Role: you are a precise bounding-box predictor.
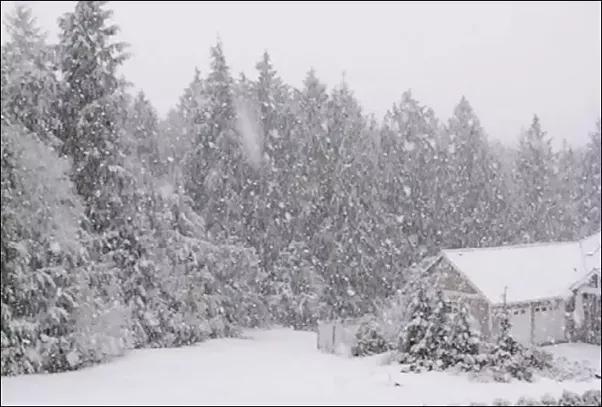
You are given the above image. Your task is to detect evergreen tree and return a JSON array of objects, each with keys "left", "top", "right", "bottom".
[
  {"left": 448, "top": 303, "right": 481, "bottom": 369},
  {"left": 1, "top": 120, "right": 130, "bottom": 374},
  {"left": 58, "top": 0, "right": 130, "bottom": 232},
  {"left": 555, "top": 140, "right": 581, "bottom": 240},
  {"left": 425, "top": 290, "right": 453, "bottom": 367},
  {"left": 443, "top": 97, "right": 508, "bottom": 248},
  {"left": 399, "top": 284, "right": 432, "bottom": 358},
  {"left": 579, "top": 120, "right": 602, "bottom": 235},
  {"left": 57, "top": 2, "right": 145, "bottom": 353},
  {"left": 127, "top": 91, "right": 163, "bottom": 178},
  {"left": 270, "top": 241, "right": 324, "bottom": 329},
  {"left": 184, "top": 40, "right": 241, "bottom": 239},
  {"left": 1, "top": 4, "right": 59, "bottom": 141},
  {"left": 252, "top": 51, "right": 292, "bottom": 273},
  {"left": 381, "top": 91, "right": 443, "bottom": 256},
  {"left": 513, "top": 115, "right": 559, "bottom": 242}
]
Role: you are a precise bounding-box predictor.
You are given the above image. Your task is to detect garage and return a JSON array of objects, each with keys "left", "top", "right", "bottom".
[
  {"left": 533, "top": 301, "right": 566, "bottom": 345},
  {"left": 508, "top": 306, "right": 531, "bottom": 345}
]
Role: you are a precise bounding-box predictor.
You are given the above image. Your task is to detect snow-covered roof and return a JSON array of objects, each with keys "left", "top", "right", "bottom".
[
  {"left": 440, "top": 232, "right": 601, "bottom": 306},
  {"left": 579, "top": 231, "right": 601, "bottom": 272}
]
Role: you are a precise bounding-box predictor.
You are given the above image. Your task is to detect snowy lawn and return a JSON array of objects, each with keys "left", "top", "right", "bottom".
[
  {"left": 1, "top": 329, "right": 600, "bottom": 406},
  {"left": 542, "top": 342, "right": 602, "bottom": 371}
]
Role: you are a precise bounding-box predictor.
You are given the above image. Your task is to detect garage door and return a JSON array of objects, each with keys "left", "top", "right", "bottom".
[
  {"left": 533, "top": 302, "right": 565, "bottom": 345},
  {"left": 509, "top": 307, "right": 531, "bottom": 345}
]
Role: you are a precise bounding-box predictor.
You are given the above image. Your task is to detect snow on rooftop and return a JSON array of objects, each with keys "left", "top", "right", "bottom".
[
  {"left": 579, "top": 230, "right": 601, "bottom": 272},
  {"left": 441, "top": 233, "right": 600, "bottom": 305}
]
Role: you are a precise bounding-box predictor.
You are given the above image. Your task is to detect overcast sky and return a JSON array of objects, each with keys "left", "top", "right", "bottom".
[{"left": 1, "top": 1, "right": 600, "bottom": 147}]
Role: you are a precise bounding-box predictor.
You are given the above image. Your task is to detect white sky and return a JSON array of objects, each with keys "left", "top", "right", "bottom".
[{"left": 1, "top": 1, "right": 600, "bottom": 147}]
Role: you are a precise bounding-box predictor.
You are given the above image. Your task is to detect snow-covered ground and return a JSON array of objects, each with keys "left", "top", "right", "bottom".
[
  {"left": 1, "top": 329, "right": 600, "bottom": 406},
  {"left": 543, "top": 342, "right": 601, "bottom": 370}
]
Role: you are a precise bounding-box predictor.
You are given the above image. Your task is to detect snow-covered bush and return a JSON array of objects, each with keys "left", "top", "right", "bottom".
[
  {"left": 397, "top": 286, "right": 482, "bottom": 372},
  {"left": 581, "top": 390, "right": 602, "bottom": 406},
  {"left": 515, "top": 396, "right": 541, "bottom": 406},
  {"left": 351, "top": 316, "right": 390, "bottom": 356},
  {"left": 540, "top": 394, "right": 558, "bottom": 406},
  {"left": 558, "top": 390, "right": 583, "bottom": 406},
  {"left": 486, "top": 310, "right": 553, "bottom": 382}
]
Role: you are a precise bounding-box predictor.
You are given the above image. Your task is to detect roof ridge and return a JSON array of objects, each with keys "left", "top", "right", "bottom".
[{"left": 442, "top": 239, "right": 578, "bottom": 253}]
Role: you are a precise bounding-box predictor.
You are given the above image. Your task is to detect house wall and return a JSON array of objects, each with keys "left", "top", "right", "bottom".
[
  {"left": 576, "top": 272, "right": 601, "bottom": 344},
  {"left": 430, "top": 259, "right": 478, "bottom": 294}
]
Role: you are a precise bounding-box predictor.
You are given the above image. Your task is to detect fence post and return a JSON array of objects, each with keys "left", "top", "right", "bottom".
[{"left": 332, "top": 321, "right": 336, "bottom": 352}]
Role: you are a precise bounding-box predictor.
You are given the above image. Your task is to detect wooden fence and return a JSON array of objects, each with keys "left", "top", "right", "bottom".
[{"left": 317, "top": 319, "right": 361, "bottom": 356}]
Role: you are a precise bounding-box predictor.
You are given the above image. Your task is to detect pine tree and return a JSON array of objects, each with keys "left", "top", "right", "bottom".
[
  {"left": 514, "top": 115, "right": 559, "bottom": 242},
  {"left": 579, "top": 120, "right": 601, "bottom": 235},
  {"left": 381, "top": 91, "right": 443, "bottom": 256},
  {"left": 488, "top": 308, "right": 534, "bottom": 381},
  {"left": 1, "top": 120, "right": 129, "bottom": 374},
  {"left": 292, "top": 69, "right": 330, "bottom": 242},
  {"left": 57, "top": 2, "right": 141, "bottom": 353},
  {"left": 448, "top": 303, "right": 481, "bottom": 369},
  {"left": 1, "top": 4, "right": 59, "bottom": 141},
  {"left": 555, "top": 140, "right": 581, "bottom": 240},
  {"left": 425, "top": 290, "right": 453, "bottom": 367},
  {"left": 252, "top": 51, "right": 291, "bottom": 273},
  {"left": 127, "top": 91, "right": 163, "bottom": 178},
  {"left": 443, "top": 97, "right": 508, "bottom": 248},
  {"left": 399, "top": 284, "right": 432, "bottom": 359},
  {"left": 270, "top": 241, "right": 324, "bottom": 329},
  {"left": 184, "top": 40, "right": 242, "bottom": 239},
  {"left": 58, "top": 0, "right": 130, "bottom": 232}
]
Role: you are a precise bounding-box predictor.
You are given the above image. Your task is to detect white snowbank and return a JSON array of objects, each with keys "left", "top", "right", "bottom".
[{"left": 1, "top": 329, "right": 599, "bottom": 406}]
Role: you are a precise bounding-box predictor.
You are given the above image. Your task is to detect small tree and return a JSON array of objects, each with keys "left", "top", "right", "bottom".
[
  {"left": 448, "top": 303, "right": 481, "bottom": 369},
  {"left": 489, "top": 308, "right": 533, "bottom": 381},
  {"left": 399, "top": 284, "right": 432, "bottom": 359},
  {"left": 425, "top": 290, "right": 453, "bottom": 367}
]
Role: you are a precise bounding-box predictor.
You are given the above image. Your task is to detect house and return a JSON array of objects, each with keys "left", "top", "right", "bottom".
[{"left": 425, "top": 231, "right": 601, "bottom": 346}]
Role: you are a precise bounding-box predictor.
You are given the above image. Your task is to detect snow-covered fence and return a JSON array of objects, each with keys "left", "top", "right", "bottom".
[{"left": 317, "top": 319, "right": 361, "bottom": 357}]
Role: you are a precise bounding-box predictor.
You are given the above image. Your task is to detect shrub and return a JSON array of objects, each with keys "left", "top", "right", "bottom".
[
  {"left": 581, "top": 390, "right": 602, "bottom": 406},
  {"left": 515, "top": 396, "right": 541, "bottom": 406},
  {"left": 352, "top": 317, "right": 390, "bottom": 356},
  {"left": 558, "top": 391, "right": 583, "bottom": 406},
  {"left": 540, "top": 394, "right": 558, "bottom": 406},
  {"left": 486, "top": 310, "right": 553, "bottom": 382}
]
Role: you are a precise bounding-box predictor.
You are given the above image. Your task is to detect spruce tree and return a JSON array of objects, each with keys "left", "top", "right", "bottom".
[
  {"left": 448, "top": 303, "right": 481, "bottom": 369},
  {"left": 1, "top": 4, "right": 59, "bottom": 140},
  {"left": 514, "top": 115, "right": 559, "bottom": 242},
  {"left": 579, "top": 120, "right": 601, "bottom": 235},
  {"left": 443, "top": 97, "right": 507, "bottom": 248}
]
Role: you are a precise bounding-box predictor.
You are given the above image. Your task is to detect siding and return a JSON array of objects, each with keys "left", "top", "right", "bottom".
[{"left": 430, "top": 258, "right": 478, "bottom": 294}]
